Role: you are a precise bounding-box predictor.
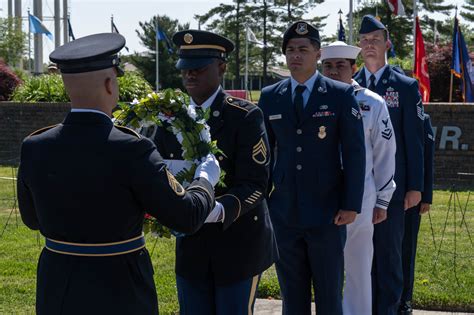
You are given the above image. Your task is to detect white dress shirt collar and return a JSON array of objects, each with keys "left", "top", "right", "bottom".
[
  {"left": 364, "top": 64, "right": 388, "bottom": 86},
  {"left": 190, "top": 86, "right": 222, "bottom": 110},
  {"left": 70, "top": 108, "right": 111, "bottom": 120},
  {"left": 290, "top": 70, "right": 319, "bottom": 94}
]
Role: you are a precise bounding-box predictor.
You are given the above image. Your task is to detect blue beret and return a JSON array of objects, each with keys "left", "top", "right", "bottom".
[
  {"left": 49, "top": 33, "right": 125, "bottom": 75},
  {"left": 359, "top": 15, "right": 387, "bottom": 35},
  {"left": 172, "top": 30, "right": 234, "bottom": 70},
  {"left": 282, "top": 21, "right": 320, "bottom": 54}
]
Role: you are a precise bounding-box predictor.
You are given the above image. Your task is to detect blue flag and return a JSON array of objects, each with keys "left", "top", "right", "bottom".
[
  {"left": 451, "top": 16, "right": 474, "bottom": 102},
  {"left": 29, "top": 14, "right": 53, "bottom": 41},
  {"left": 156, "top": 25, "right": 173, "bottom": 53},
  {"left": 388, "top": 35, "right": 396, "bottom": 59},
  {"left": 338, "top": 16, "right": 346, "bottom": 42}
]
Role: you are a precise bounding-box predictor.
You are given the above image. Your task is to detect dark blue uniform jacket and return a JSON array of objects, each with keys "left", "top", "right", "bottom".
[
  {"left": 17, "top": 112, "right": 215, "bottom": 315},
  {"left": 259, "top": 73, "right": 366, "bottom": 228}
]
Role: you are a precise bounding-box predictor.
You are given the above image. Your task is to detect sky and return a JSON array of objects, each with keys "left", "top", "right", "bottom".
[{"left": 0, "top": 0, "right": 466, "bottom": 64}]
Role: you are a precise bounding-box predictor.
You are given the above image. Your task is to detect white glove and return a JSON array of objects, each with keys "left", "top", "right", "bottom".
[
  {"left": 194, "top": 153, "right": 220, "bottom": 187},
  {"left": 205, "top": 201, "right": 225, "bottom": 223}
]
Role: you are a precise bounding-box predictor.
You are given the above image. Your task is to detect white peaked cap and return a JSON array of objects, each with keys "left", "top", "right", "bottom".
[{"left": 320, "top": 41, "right": 361, "bottom": 62}]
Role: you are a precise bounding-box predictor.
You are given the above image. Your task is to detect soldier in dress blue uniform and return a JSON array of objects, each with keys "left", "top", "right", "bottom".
[
  {"left": 151, "top": 30, "right": 278, "bottom": 315},
  {"left": 17, "top": 33, "right": 219, "bottom": 315},
  {"left": 354, "top": 15, "right": 425, "bottom": 315},
  {"left": 399, "top": 114, "right": 435, "bottom": 315},
  {"left": 258, "top": 21, "right": 366, "bottom": 315}
]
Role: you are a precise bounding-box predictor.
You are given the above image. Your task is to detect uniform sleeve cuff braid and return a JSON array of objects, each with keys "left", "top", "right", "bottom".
[{"left": 217, "top": 194, "right": 241, "bottom": 230}]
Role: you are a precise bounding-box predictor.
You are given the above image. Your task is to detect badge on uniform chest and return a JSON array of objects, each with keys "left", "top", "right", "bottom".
[
  {"left": 318, "top": 126, "right": 326, "bottom": 139},
  {"left": 383, "top": 87, "right": 399, "bottom": 108},
  {"left": 313, "top": 111, "right": 335, "bottom": 118}
]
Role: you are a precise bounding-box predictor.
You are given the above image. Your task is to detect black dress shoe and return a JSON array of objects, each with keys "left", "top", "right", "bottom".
[{"left": 398, "top": 301, "right": 413, "bottom": 315}]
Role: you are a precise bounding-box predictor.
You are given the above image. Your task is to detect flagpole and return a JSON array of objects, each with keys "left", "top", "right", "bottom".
[
  {"left": 349, "top": 0, "right": 353, "bottom": 45},
  {"left": 449, "top": 7, "right": 457, "bottom": 103},
  {"left": 245, "top": 24, "right": 249, "bottom": 96},
  {"left": 449, "top": 72, "right": 454, "bottom": 103},
  {"left": 28, "top": 9, "right": 32, "bottom": 74},
  {"left": 63, "top": 0, "right": 68, "bottom": 44},
  {"left": 412, "top": 0, "right": 417, "bottom": 69},
  {"left": 155, "top": 19, "right": 160, "bottom": 91},
  {"left": 33, "top": 0, "right": 43, "bottom": 74}
]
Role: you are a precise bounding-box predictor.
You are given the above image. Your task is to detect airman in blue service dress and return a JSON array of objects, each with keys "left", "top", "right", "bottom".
[
  {"left": 399, "top": 114, "right": 435, "bottom": 315},
  {"left": 259, "top": 21, "right": 366, "bottom": 315},
  {"left": 17, "top": 33, "right": 216, "bottom": 315},
  {"left": 151, "top": 30, "right": 278, "bottom": 315},
  {"left": 354, "top": 15, "right": 425, "bottom": 315}
]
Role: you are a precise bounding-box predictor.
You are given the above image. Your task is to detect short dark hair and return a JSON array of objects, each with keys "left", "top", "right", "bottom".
[{"left": 310, "top": 39, "right": 320, "bottom": 50}]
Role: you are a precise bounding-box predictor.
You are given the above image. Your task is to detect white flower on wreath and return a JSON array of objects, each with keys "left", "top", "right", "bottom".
[
  {"left": 199, "top": 128, "right": 211, "bottom": 143},
  {"left": 139, "top": 120, "right": 155, "bottom": 128},
  {"left": 157, "top": 113, "right": 173, "bottom": 124},
  {"left": 176, "top": 132, "right": 184, "bottom": 144},
  {"left": 187, "top": 105, "right": 197, "bottom": 120}
]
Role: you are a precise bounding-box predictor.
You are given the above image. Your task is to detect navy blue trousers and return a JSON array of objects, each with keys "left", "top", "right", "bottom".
[
  {"left": 401, "top": 205, "right": 422, "bottom": 303},
  {"left": 176, "top": 274, "right": 260, "bottom": 315},
  {"left": 274, "top": 223, "right": 346, "bottom": 315},
  {"left": 372, "top": 200, "right": 405, "bottom": 315}
]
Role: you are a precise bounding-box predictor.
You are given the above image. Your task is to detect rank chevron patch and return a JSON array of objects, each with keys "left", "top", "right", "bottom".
[
  {"left": 252, "top": 138, "right": 268, "bottom": 165},
  {"left": 417, "top": 104, "right": 424, "bottom": 120},
  {"left": 382, "top": 128, "right": 393, "bottom": 140},
  {"left": 166, "top": 169, "right": 185, "bottom": 196}
]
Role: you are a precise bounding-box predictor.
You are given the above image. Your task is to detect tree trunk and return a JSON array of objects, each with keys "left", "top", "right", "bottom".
[{"left": 288, "top": 0, "right": 291, "bottom": 19}]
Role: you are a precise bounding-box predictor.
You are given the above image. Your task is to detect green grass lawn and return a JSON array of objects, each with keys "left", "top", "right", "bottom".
[
  {"left": 249, "top": 90, "right": 261, "bottom": 103},
  {"left": 0, "top": 165, "right": 473, "bottom": 313},
  {"left": 0, "top": 166, "right": 17, "bottom": 212}
]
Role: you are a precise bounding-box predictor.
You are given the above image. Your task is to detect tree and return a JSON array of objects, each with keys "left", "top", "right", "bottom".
[
  {"left": 257, "top": 0, "right": 327, "bottom": 84},
  {"left": 461, "top": 0, "right": 474, "bottom": 23},
  {"left": 195, "top": 1, "right": 250, "bottom": 88},
  {"left": 424, "top": 44, "right": 464, "bottom": 102},
  {"left": 197, "top": 0, "right": 327, "bottom": 87},
  {"left": 0, "top": 59, "right": 22, "bottom": 101},
  {"left": 131, "top": 15, "right": 189, "bottom": 89},
  {"left": 0, "top": 17, "right": 26, "bottom": 67},
  {"left": 273, "top": 0, "right": 326, "bottom": 27}
]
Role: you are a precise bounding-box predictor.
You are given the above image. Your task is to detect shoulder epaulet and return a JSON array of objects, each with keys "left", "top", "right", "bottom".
[
  {"left": 115, "top": 125, "right": 141, "bottom": 138},
  {"left": 225, "top": 96, "right": 255, "bottom": 112},
  {"left": 27, "top": 124, "right": 59, "bottom": 137}
]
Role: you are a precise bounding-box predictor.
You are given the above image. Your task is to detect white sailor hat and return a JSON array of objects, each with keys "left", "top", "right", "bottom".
[{"left": 320, "top": 41, "right": 361, "bottom": 62}]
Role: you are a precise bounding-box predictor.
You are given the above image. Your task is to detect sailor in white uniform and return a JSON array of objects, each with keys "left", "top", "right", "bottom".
[{"left": 321, "top": 41, "right": 397, "bottom": 315}]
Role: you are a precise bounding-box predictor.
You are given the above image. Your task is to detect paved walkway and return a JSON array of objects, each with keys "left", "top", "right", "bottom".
[{"left": 254, "top": 299, "right": 473, "bottom": 315}]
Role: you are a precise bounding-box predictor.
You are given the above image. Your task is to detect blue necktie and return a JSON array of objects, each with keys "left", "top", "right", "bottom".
[
  {"left": 368, "top": 74, "right": 376, "bottom": 91},
  {"left": 294, "top": 85, "right": 306, "bottom": 123}
]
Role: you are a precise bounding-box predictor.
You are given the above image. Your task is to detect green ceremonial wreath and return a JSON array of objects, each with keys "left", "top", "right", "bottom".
[{"left": 114, "top": 88, "right": 225, "bottom": 237}]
